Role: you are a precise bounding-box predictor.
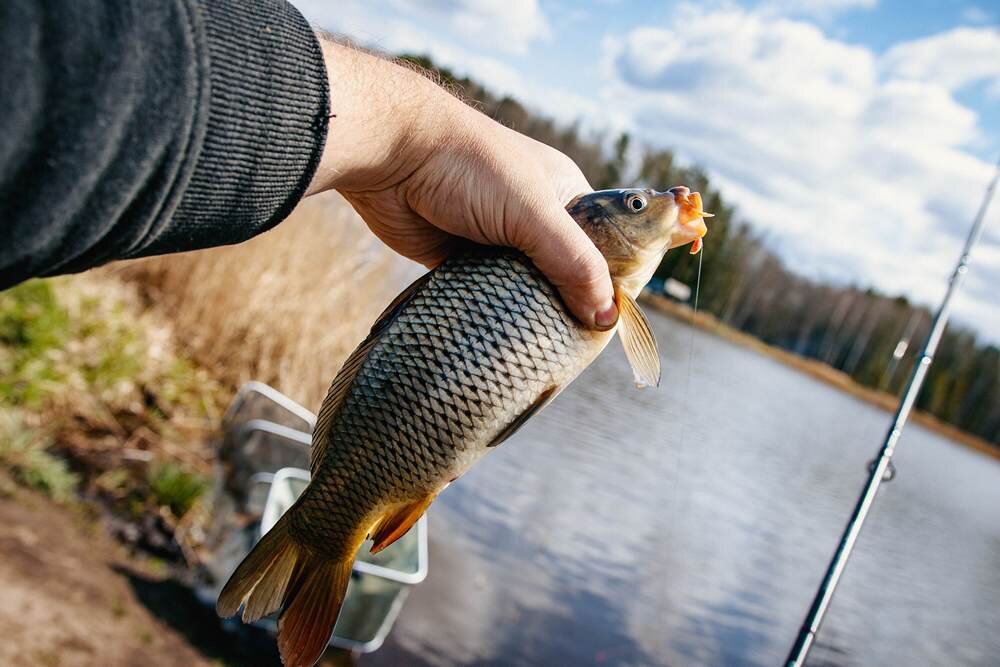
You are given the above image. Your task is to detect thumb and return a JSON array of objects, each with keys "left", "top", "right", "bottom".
[{"left": 517, "top": 202, "right": 618, "bottom": 330}]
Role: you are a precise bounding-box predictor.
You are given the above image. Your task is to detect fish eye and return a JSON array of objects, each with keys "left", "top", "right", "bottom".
[{"left": 625, "top": 193, "right": 647, "bottom": 213}]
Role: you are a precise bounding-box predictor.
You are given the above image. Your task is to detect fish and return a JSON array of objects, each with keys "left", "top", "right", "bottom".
[{"left": 216, "top": 186, "right": 710, "bottom": 667}]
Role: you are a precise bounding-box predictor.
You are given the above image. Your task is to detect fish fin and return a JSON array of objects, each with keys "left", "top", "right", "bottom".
[
  {"left": 309, "top": 339, "right": 378, "bottom": 472},
  {"left": 487, "top": 386, "right": 558, "bottom": 448},
  {"left": 311, "top": 271, "right": 434, "bottom": 471},
  {"left": 217, "top": 512, "right": 300, "bottom": 622},
  {"left": 369, "top": 494, "right": 436, "bottom": 554},
  {"left": 614, "top": 285, "right": 661, "bottom": 388},
  {"left": 217, "top": 511, "right": 358, "bottom": 667},
  {"left": 277, "top": 557, "right": 354, "bottom": 667}
]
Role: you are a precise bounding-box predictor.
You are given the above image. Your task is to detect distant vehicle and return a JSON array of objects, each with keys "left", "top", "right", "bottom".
[{"left": 191, "top": 382, "right": 428, "bottom": 654}]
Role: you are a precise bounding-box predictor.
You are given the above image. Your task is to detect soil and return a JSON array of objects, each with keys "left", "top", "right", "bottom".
[{"left": 0, "top": 486, "right": 286, "bottom": 667}]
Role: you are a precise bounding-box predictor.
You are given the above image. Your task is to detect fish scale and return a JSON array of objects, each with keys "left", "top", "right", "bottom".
[{"left": 288, "top": 248, "right": 595, "bottom": 556}]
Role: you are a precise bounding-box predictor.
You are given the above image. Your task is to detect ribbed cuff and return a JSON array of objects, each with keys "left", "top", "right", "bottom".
[{"left": 142, "top": 0, "right": 329, "bottom": 256}]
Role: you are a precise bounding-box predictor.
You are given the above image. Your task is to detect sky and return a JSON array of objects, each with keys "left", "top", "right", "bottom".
[{"left": 294, "top": 0, "right": 1000, "bottom": 342}]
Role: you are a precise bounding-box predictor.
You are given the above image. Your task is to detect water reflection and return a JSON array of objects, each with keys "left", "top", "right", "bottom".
[{"left": 371, "top": 312, "right": 1000, "bottom": 666}]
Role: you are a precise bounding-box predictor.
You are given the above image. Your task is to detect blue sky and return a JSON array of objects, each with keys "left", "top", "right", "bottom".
[{"left": 295, "top": 0, "right": 1000, "bottom": 342}]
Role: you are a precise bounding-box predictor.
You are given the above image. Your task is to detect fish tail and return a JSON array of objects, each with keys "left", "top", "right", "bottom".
[{"left": 216, "top": 512, "right": 355, "bottom": 667}]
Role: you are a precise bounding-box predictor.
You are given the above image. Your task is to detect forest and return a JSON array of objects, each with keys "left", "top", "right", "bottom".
[{"left": 401, "top": 55, "right": 999, "bottom": 447}]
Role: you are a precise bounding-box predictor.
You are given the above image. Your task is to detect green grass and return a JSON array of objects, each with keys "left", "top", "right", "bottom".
[
  {"left": 0, "top": 280, "right": 71, "bottom": 405},
  {"left": 148, "top": 462, "right": 206, "bottom": 518},
  {"left": 0, "top": 276, "right": 222, "bottom": 510},
  {"left": 0, "top": 410, "right": 79, "bottom": 503},
  {"left": 0, "top": 279, "right": 149, "bottom": 406}
]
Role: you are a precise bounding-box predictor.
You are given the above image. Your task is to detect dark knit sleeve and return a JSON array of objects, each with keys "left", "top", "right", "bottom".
[{"left": 0, "top": 0, "right": 329, "bottom": 289}]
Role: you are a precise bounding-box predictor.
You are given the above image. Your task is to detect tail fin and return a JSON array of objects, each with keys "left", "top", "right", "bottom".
[{"left": 216, "top": 515, "right": 354, "bottom": 667}]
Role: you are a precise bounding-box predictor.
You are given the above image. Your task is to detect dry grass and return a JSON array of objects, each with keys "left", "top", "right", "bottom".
[
  {"left": 104, "top": 193, "right": 414, "bottom": 410},
  {"left": 642, "top": 293, "right": 1000, "bottom": 461},
  {"left": 0, "top": 272, "right": 224, "bottom": 523}
]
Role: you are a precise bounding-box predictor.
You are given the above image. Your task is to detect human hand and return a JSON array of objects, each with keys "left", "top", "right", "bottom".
[{"left": 306, "top": 39, "right": 618, "bottom": 331}]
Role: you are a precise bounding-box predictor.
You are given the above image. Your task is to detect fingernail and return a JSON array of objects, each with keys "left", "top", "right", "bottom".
[{"left": 594, "top": 301, "right": 619, "bottom": 330}]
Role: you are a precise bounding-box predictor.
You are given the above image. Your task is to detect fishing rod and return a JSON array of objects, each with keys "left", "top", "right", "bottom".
[{"left": 786, "top": 154, "right": 1000, "bottom": 667}]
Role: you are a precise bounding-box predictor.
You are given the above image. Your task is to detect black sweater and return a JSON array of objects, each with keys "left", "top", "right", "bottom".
[{"left": 0, "top": 0, "right": 329, "bottom": 290}]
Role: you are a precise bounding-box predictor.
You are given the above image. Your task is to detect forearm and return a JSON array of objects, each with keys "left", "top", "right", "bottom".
[{"left": 0, "top": 0, "right": 328, "bottom": 289}]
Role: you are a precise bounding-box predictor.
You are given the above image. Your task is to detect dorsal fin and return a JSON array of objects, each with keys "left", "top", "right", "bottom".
[
  {"left": 310, "top": 271, "right": 433, "bottom": 471},
  {"left": 614, "top": 285, "right": 660, "bottom": 388}
]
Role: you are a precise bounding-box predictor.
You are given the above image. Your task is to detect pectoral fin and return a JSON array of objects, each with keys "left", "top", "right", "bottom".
[
  {"left": 615, "top": 286, "right": 661, "bottom": 388},
  {"left": 487, "top": 386, "right": 558, "bottom": 448}
]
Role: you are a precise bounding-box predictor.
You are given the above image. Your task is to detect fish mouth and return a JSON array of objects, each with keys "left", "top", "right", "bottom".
[{"left": 668, "top": 186, "right": 711, "bottom": 254}]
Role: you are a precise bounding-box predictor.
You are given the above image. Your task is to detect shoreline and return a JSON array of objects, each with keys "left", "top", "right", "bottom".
[{"left": 641, "top": 293, "right": 1000, "bottom": 462}]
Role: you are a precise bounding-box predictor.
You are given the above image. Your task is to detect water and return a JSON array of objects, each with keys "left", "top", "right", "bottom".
[{"left": 371, "top": 311, "right": 1000, "bottom": 666}]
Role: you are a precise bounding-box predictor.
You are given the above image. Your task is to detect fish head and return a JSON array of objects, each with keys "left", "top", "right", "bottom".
[{"left": 568, "top": 186, "right": 711, "bottom": 295}]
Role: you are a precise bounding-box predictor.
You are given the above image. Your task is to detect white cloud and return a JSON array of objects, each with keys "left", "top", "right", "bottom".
[
  {"left": 295, "top": 0, "right": 551, "bottom": 54},
  {"left": 881, "top": 27, "right": 1000, "bottom": 93},
  {"left": 603, "top": 5, "right": 998, "bottom": 336},
  {"left": 763, "top": 0, "right": 877, "bottom": 18},
  {"left": 436, "top": 0, "right": 551, "bottom": 53},
  {"left": 294, "top": 0, "right": 595, "bottom": 124},
  {"left": 960, "top": 6, "right": 994, "bottom": 25}
]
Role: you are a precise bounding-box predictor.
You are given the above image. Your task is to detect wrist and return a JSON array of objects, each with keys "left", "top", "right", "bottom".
[{"left": 306, "top": 37, "right": 461, "bottom": 196}]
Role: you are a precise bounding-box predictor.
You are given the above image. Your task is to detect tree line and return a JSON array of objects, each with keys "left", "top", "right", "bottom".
[{"left": 401, "top": 55, "right": 1000, "bottom": 447}]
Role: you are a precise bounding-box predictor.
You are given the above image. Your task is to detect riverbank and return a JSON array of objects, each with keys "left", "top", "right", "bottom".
[
  {"left": 641, "top": 292, "right": 1000, "bottom": 461},
  {"left": 0, "top": 484, "right": 272, "bottom": 667}
]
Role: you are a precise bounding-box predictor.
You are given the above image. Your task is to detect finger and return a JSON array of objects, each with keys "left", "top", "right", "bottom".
[
  {"left": 383, "top": 227, "right": 453, "bottom": 268},
  {"left": 518, "top": 203, "right": 617, "bottom": 330},
  {"left": 355, "top": 206, "right": 455, "bottom": 268},
  {"left": 417, "top": 236, "right": 457, "bottom": 269}
]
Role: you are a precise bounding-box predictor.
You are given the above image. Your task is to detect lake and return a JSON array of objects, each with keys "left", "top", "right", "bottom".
[{"left": 369, "top": 309, "right": 1000, "bottom": 666}]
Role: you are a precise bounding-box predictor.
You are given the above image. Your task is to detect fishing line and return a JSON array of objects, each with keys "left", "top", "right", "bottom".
[
  {"left": 679, "top": 249, "right": 703, "bottom": 442},
  {"left": 668, "top": 250, "right": 703, "bottom": 520},
  {"left": 682, "top": 249, "right": 703, "bottom": 418},
  {"left": 679, "top": 252, "right": 702, "bottom": 509},
  {"left": 693, "top": 250, "right": 704, "bottom": 315},
  {"left": 672, "top": 248, "right": 703, "bottom": 478},
  {"left": 678, "top": 248, "right": 702, "bottom": 464},
  {"left": 674, "top": 249, "right": 703, "bottom": 474},
  {"left": 653, "top": 248, "right": 704, "bottom": 654}
]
